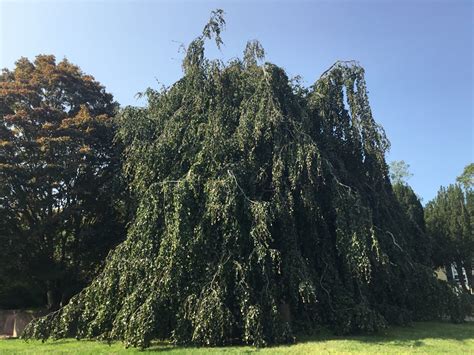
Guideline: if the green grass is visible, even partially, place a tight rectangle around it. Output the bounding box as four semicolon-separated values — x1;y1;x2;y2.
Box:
0;322;473;354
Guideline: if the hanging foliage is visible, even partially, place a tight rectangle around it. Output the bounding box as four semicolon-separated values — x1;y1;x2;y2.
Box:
23;10;466;348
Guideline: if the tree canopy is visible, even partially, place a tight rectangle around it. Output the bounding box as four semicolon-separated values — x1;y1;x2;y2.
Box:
457;163;474;191
426;182;473;291
0;55;126;309
389;160;413;185
23;11;468;348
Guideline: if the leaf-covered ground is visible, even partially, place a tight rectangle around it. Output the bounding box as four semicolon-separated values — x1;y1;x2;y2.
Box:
3;322;473;354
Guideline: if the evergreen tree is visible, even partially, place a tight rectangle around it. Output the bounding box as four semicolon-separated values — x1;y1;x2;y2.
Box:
426;183;473;291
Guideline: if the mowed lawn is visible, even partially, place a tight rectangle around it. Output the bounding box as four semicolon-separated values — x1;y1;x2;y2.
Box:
0;322;472;354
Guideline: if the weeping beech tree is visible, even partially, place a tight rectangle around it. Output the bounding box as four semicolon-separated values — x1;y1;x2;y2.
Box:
24;10;464;348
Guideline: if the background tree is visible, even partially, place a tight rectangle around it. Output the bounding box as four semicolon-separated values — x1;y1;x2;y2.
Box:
426;172;473;291
389;160;413;185
392;183;431;265
389;161;431;265
457;163;474;190
0;55;127;309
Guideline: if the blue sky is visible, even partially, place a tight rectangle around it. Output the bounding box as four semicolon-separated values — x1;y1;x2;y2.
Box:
1;0;472;202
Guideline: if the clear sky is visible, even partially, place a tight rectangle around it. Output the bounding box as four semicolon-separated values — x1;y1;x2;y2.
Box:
1;0;472;202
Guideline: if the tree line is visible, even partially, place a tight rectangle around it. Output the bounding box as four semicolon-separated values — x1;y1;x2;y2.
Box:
0;10;472;348
390;161;473;291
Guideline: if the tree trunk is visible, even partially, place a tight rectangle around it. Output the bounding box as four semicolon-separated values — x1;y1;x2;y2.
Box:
46;282;60;311
445;264;454;282
464;258;473;292
455;260;469;292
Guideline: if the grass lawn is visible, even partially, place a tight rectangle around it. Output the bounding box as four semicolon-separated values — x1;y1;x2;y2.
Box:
0;322;472;354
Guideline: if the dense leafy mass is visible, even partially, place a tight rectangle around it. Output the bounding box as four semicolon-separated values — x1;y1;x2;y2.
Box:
0;55;126;309
23;11;468;348
426;171;473;291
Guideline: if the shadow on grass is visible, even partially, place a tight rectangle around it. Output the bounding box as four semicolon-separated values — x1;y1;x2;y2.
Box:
141;321;474;353
296;321;474;347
